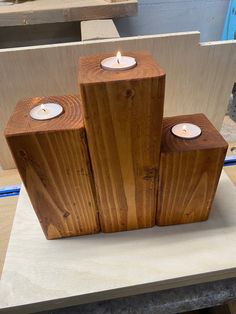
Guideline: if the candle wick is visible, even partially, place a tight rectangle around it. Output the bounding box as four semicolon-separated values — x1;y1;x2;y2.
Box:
40;104;47;113
117;58;120;64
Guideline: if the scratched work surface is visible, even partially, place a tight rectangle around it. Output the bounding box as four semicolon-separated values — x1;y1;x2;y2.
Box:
1;171;236;313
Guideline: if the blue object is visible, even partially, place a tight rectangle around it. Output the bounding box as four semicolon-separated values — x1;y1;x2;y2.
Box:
0;156;235;199
0;185;21;198
222;0;236;40
224;155;236;166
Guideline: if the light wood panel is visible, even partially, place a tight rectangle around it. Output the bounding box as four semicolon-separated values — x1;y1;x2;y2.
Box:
1;32;236;169
105;0;129;2
81;19;120;41
0;195;18;279
1;171;236;313
0;167;21;187
0;0;137;26
224;142;236;186
0;167;20;277
5;95;100;239
79;52;165;232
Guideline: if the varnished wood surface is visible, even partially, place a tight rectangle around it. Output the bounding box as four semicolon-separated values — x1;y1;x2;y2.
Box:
5;95;99;239
5;95;84;136
161;114;228;152
79;52;165;232
1;32;235;169
2;171;236;313
157;114;228;226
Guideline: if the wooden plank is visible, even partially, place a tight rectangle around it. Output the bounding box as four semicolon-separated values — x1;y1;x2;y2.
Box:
81;19;120;41
79;52;165;232
0;167;21;188
0;21;81;49
0;167;20;278
0;0;137;27
1;171;236;312
157;114;227;226
0;195;18;279
0;32;236;169
5;95;100;239
105;0;128;2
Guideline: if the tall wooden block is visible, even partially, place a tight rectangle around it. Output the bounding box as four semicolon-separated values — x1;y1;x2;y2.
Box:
157;114;228;226
79;52;165;232
5;95;100;239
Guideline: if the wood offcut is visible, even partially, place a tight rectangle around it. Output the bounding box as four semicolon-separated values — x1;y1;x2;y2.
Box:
157;114;228;226
5;95;100;239
79;52;165;232
0;0;138;27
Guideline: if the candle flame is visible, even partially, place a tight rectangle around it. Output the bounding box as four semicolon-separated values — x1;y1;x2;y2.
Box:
182;124;187;133
40;104;46;112
116;51;121;64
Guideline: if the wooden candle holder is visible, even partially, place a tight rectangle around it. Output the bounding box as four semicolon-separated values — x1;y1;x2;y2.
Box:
156;114;228;226
79;52;165;232
5;95;100;239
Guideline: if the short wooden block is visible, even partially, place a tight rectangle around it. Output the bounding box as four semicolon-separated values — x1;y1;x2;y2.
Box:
79;52;165;232
157;114;228;226
5;95;100;239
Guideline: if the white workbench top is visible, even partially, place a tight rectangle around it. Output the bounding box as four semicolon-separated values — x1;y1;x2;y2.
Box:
1;171;236;313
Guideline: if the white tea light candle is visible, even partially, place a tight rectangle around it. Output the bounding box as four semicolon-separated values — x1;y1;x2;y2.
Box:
101;51;137;71
171;123;202;139
30;103;63;121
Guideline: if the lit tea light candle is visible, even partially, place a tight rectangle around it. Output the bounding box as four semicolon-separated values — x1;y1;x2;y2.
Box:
171;123;202;139
30;103;63;121
101;51;137;71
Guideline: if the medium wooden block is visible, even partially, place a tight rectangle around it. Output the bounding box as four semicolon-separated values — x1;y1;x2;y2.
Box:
5;95;100;239
157;114;228;226
79;52;165;232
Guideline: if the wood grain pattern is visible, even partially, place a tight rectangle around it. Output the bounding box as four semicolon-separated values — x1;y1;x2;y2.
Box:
157;114;228;226
105;0;129;3
2;171;236;313
0;0;137;27
0;195;18;279
0;32;235;169
5;95;100;239
0;167;21;277
79;52;165;232
81;19;120;41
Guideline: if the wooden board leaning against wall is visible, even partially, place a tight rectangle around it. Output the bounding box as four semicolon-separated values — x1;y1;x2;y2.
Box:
0;32;236;169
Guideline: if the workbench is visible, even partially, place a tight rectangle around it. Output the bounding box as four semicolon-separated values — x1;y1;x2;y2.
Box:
0;0;137;26
0;171;236;313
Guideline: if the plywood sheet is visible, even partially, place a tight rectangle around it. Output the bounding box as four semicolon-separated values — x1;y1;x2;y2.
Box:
1;171;236;313
0;32;236;169
0;0;137;26
0;168;21;277
81;19;120;41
